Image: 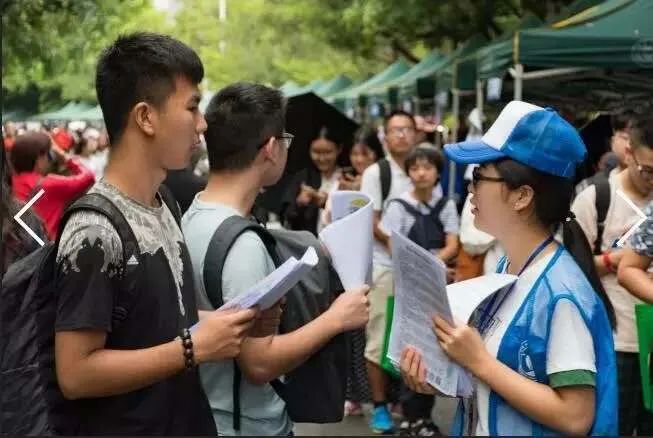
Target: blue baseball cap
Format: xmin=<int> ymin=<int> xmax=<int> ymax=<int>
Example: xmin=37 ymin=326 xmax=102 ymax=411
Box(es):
xmin=444 ymin=101 xmax=586 ymax=178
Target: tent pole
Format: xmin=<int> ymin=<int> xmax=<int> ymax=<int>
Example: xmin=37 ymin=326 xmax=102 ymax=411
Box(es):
xmin=448 ymin=88 xmax=460 ymax=199
xmin=514 ymin=63 xmax=524 ymax=100
xmin=476 ymin=79 xmax=484 ymax=123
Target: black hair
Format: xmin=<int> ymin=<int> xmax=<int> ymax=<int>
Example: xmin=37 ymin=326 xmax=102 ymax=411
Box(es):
xmin=493 ymin=159 xmax=616 ymax=328
xmin=384 ymin=109 xmax=416 ymax=130
xmin=313 ymin=126 xmax=342 ymax=148
xmin=628 ymin=116 xmax=653 ymax=150
xmin=10 ymin=132 xmax=51 ymax=173
xmin=353 ymin=126 xmax=384 ymax=160
xmin=405 ymin=146 xmax=444 ymax=174
xmin=95 ymin=32 xmax=204 ymax=145
xmin=611 ymin=110 xmax=636 ymax=133
xmin=204 ymin=82 xmax=286 ymax=172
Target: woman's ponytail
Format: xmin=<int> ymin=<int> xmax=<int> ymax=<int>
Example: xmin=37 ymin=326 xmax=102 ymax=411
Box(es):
xmin=562 ymin=213 xmax=617 ymax=329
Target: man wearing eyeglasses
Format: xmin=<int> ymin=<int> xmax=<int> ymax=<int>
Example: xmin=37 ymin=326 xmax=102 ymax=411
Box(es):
xmin=182 ymin=82 xmax=370 ymax=436
xmin=572 ymin=116 xmax=653 ymax=436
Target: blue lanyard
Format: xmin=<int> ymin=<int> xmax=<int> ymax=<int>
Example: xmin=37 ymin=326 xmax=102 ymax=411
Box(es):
xmin=477 ymin=235 xmax=554 ymax=336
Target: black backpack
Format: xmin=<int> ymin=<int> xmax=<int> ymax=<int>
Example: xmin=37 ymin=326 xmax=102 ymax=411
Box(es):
xmin=0 ymin=187 xmax=180 ymax=435
xmin=590 ymin=174 xmax=611 ymax=255
xmin=378 ymin=158 xmax=392 ymax=206
xmin=202 ymin=216 xmax=348 ymax=430
xmin=388 ymin=197 xmax=449 ymax=252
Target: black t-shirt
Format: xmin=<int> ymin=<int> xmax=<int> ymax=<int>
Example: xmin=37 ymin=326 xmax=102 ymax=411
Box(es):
xmin=55 ymin=181 xmax=216 ymax=435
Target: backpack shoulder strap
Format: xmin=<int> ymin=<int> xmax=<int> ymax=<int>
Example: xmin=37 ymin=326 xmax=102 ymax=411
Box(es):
xmin=430 ymin=196 xmax=449 ymax=217
xmin=203 ymin=215 xmax=277 ymax=309
xmin=387 ymin=198 xmax=421 ymax=217
xmin=59 ymin=192 xmax=140 ymax=260
xmin=158 ymin=184 xmax=181 ymax=226
xmin=593 ymin=176 xmax=611 ymax=255
xmin=378 ymin=158 xmax=391 ymax=205
xmin=59 ymin=193 xmax=141 ymax=325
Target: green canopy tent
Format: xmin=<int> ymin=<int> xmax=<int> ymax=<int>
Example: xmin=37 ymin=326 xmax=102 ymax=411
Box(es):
xmin=366 ymin=50 xmax=446 ymax=106
xmin=30 ymin=102 xmax=94 ymax=122
xmin=2 ymin=109 xmax=31 ymax=122
xmin=284 ymin=79 xmax=325 ymax=98
xmin=328 ymin=59 xmax=412 ymax=119
xmin=316 ymin=75 xmax=353 ymax=97
xmin=75 ymin=105 xmax=104 ymax=122
xmin=510 ymin=0 xmax=653 ymax=108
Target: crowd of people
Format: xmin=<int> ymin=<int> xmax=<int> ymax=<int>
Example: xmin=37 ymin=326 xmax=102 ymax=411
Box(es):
xmin=2 ymin=31 xmax=653 ymax=437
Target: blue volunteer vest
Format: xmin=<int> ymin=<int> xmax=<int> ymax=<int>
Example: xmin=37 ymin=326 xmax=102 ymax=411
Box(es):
xmin=451 ymin=245 xmax=618 ymax=436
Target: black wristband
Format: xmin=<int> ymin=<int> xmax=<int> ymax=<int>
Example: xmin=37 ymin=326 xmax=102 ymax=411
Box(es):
xmin=180 ymin=328 xmax=195 ymax=370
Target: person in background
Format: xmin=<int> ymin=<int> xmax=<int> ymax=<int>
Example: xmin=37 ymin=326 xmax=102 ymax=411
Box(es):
xmin=51 ymin=123 xmax=74 ymax=151
xmin=572 ymin=116 xmax=653 ymax=436
xmin=1 ymin=163 xmax=48 ymax=275
xmin=10 ymin=132 xmax=95 ymax=240
xmin=360 ymin=110 xmax=417 ymax=434
xmin=74 ymin=128 xmax=102 ymax=178
xmin=324 ymin=126 xmax=384 ymax=418
xmin=618 ymin=200 xmax=653 ymax=303
xmin=338 ymin=127 xmax=384 ymax=192
xmin=379 ymin=145 xmax=459 ymax=436
xmin=4 ymin=121 xmax=17 ymax=151
xmin=282 ymin=126 xmax=342 ymax=235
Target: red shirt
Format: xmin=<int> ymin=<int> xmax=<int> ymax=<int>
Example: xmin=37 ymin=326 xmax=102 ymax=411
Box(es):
xmin=12 ymin=159 xmax=95 ymax=240
xmin=52 ymin=129 xmax=74 ymax=151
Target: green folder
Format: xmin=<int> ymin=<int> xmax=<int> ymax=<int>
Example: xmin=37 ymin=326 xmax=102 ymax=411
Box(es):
xmin=380 ymin=296 xmax=400 ymax=378
xmin=636 ymin=304 xmax=653 ymax=412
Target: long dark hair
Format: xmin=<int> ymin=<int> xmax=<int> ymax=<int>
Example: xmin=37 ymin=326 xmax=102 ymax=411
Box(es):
xmin=494 ymin=158 xmax=617 ymax=328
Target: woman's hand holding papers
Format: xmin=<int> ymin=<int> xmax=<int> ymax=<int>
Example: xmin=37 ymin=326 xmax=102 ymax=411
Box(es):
xmin=193 ymin=308 xmax=259 ymax=363
xmin=400 ymin=347 xmax=437 ymax=395
xmin=432 ymin=315 xmax=490 ymax=375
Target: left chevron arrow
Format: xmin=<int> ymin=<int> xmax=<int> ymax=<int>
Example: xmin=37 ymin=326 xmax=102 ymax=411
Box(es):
xmin=13 ymin=188 xmax=46 ymax=246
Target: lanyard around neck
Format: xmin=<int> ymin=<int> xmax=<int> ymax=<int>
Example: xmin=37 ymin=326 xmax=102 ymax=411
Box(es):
xmin=477 ymin=235 xmax=555 ymax=335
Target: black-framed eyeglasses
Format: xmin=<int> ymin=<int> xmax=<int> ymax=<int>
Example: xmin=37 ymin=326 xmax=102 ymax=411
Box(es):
xmin=259 ymin=132 xmax=294 ymax=150
xmin=632 ymin=153 xmax=653 ymax=181
xmin=472 ymin=166 xmax=505 ymax=187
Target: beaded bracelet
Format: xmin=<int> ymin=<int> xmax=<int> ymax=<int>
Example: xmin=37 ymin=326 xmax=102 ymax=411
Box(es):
xmin=180 ymin=328 xmax=195 ymax=370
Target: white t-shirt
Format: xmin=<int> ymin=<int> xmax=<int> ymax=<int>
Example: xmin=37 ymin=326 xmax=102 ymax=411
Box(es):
xmin=361 ymin=156 xmax=413 ymax=267
xmin=475 ymin=251 xmax=596 ymax=436
xmin=379 ymin=186 xmax=459 ymax=239
xmin=571 ymin=170 xmax=653 ymax=352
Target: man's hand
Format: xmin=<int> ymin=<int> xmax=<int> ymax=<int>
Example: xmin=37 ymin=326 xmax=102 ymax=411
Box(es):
xmin=325 ymin=285 xmax=370 ymax=332
xmin=193 ymin=308 xmax=258 ymax=363
xmin=249 ymin=301 xmax=284 ymax=337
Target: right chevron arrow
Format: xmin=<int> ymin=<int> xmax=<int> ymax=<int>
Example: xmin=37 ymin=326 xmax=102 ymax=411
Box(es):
xmin=616 ymin=189 xmax=649 ymax=248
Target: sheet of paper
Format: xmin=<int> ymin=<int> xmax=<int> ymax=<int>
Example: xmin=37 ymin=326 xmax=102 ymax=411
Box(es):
xmin=319 ymin=191 xmax=373 ymax=289
xmin=446 ymin=273 xmax=518 ymax=324
xmin=191 ymin=247 xmax=318 ymax=333
xmin=387 ymin=231 xmax=460 ymax=396
xmin=221 ymin=246 xmax=319 ymax=311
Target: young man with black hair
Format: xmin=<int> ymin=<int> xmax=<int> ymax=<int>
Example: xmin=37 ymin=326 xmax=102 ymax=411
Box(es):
xmin=182 ymin=82 xmax=370 ymax=436
xmin=54 ymin=33 xmax=258 ymax=435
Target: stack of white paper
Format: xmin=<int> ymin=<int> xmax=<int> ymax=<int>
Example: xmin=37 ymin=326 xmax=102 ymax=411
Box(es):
xmin=387 ymin=232 xmax=517 ymax=397
xmin=319 ymin=191 xmax=373 ymax=289
xmin=191 ymin=247 xmax=319 ymax=332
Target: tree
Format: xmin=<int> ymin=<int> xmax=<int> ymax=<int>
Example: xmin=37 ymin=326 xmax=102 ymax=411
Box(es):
xmin=2 ymin=0 xmax=169 ymax=111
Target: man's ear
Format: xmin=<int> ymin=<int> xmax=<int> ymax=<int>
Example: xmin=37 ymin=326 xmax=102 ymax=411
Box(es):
xmin=133 ymin=102 xmax=156 ymax=136
xmin=261 ymin=136 xmax=277 ymax=161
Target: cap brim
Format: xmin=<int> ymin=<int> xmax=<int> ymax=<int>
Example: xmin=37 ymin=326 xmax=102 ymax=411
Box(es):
xmin=444 ymin=140 xmax=507 ymax=164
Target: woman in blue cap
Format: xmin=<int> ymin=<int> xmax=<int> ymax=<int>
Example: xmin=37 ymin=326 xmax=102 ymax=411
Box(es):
xmin=400 ymin=101 xmax=617 ymax=436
